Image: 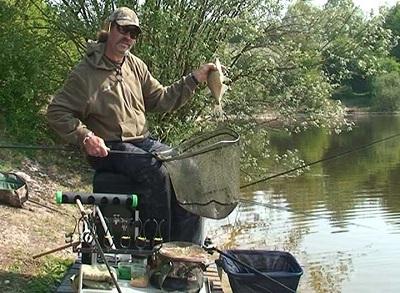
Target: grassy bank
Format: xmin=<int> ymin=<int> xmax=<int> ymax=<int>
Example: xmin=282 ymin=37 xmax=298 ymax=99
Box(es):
xmin=0 ymin=137 xmax=93 ymax=292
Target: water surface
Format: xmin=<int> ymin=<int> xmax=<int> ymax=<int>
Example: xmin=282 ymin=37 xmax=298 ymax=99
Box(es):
xmin=207 ymin=114 xmax=400 ymax=293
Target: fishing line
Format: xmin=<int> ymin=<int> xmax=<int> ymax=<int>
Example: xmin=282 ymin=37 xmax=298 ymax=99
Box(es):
xmin=240 ymin=132 xmax=400 ymax=189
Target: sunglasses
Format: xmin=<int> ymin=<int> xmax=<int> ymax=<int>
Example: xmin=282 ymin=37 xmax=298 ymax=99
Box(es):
xmin=115 ymin=24 xmax=141 ymax=39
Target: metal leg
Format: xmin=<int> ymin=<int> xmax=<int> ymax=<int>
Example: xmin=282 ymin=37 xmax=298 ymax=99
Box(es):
xmin=96 ymin=206 xmax=116 ymax=249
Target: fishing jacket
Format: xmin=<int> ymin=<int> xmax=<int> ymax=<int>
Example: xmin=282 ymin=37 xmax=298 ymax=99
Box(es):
xmin=47 ymin=41 xmax=198 ymax=146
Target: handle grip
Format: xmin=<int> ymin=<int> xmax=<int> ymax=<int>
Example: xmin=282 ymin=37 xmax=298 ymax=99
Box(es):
xmin=55 ymin=191 xmax=138 ymax=208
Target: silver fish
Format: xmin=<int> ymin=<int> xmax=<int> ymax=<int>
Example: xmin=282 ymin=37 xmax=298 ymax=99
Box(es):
xmin=207 ymin=58 xmax=228 ymax=115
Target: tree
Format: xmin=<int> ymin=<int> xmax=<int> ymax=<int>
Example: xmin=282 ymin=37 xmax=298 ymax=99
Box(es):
xmin=370 ymin=71 xmax=400 ymax=111
xmin=0 ymin=0 xmax=71 ymax=142
xmin=385 ymin=3 xmax=400 ymax=61
xmin=0 ymin=0 xmax=395 ymax=178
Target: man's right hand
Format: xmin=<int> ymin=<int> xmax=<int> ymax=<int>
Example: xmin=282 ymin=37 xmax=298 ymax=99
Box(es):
xmin=83 ymin=132 xmax=109 ymax=157
xmin=192 ymin=63 xmax=217 ymax=83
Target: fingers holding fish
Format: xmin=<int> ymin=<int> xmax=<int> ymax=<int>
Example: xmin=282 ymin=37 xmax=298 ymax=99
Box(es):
xmin=191 ymin=63 xmax=218 ymax=83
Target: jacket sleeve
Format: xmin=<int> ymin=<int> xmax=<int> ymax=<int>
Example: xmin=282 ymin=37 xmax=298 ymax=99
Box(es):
xmin=46 ymin=72 xmax=92 ymax=146
xmin=139 ymin=62 xmax=198 ymax=112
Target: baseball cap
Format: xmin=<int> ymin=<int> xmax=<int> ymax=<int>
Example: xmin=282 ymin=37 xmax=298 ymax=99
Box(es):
xmin=109 ymin=7 xmax=141 ymax=32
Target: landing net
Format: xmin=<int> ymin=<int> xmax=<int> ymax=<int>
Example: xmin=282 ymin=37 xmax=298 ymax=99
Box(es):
xmin=158 ymin=128 xmax=240 ymax=219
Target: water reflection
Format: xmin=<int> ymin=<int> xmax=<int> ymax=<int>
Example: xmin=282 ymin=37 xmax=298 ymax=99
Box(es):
xmin=206 ymin=114 xmax=400 ymax=293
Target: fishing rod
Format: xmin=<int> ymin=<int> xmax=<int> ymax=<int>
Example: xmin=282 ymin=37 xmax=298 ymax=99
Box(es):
xmin=4 ymin=131 xmax=400 ymax=190
xmin=236 ymin=133 xmax=400 ymax=230
xmin=75 ymin=199 xmax=122 ymax=293
xmin=0 ymin=143 xmax=161 ymax=157
xmin=240 ymin=132 xmax=400 ymax=189
xmin=0 ymin=144 xmax=76 ymax=151
xmin=28 ymin=198 xmax=78 ymax=221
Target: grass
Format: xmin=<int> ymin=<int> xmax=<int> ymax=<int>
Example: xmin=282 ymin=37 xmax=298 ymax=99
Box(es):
xmin=0 ymin=256 xmax=74 ymax=293
xmin=0 ymin=121 xmax=92 ymax=293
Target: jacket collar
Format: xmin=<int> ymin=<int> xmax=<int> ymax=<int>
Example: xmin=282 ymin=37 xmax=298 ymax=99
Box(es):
xmin=85 ymin=41 xmax=121 ymax=71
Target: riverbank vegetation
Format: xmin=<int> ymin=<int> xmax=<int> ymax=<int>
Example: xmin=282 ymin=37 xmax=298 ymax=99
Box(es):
xmin=2 ymin=0 xmax=400 ymax=183
xmin=1 ymin=0 xmax=399 ymax=144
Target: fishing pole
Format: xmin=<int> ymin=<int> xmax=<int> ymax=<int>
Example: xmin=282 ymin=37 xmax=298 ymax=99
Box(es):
xmin=240 ymin=132 xmax=400 ymax=189
xmin=28 ymin=198 xmax=77 ymax=219
xmin=75 ymin=199 xmax=122 ymax=293
xmin=237 ymin=133 xmax=400 ymax=230
xmin=0 ymin=144 xmax=76 ymax=151
xmin=0 ymin=143 xmax=159 ymax=157
xmin=4 ymin=131 xmax=400 ymax=190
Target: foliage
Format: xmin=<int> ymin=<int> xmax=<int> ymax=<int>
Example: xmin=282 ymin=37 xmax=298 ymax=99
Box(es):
xmin=0 ymin=0 xmax=397 ymax=176
xmin=385 ymin=3 xmax=400 ymax=61
xmin=321 ymin=1 xmax=393 ymax=80
xmin=0 ymin=255 xmax=73 ymax=293
xmin=377 ymin=56 xmax=400 ymax=73
xmin=316 ymin=1 xmax=395 ymax=108
xmin=0 ymin=0 xmax=72 ymax=143
xmin=370 ymin=71 xmax=400 ymax=112
xmin=28 ymin=256 xmax=73 ymax=293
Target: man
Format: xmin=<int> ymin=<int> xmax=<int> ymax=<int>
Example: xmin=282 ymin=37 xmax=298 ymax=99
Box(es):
xmin=47 ymin=7 xmax=215 ymax=244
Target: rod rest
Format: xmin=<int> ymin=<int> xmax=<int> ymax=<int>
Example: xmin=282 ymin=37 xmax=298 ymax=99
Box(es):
xmin=55 ymin=191 xmax=138 ymax=208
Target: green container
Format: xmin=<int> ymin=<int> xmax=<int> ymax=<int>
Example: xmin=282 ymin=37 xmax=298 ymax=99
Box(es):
xmin=118 ymin=262 xmax=132 ymax=280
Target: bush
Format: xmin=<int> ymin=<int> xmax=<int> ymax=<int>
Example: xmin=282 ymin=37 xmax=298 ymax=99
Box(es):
xmin=370 ymin=71 xmax=400 ymax=112
xmin=0 ymin=1 xmax=71 ymax=143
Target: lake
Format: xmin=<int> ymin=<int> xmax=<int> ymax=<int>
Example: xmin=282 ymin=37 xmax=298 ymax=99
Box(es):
xmin=206 ymin=114 xmax=400 ymax=292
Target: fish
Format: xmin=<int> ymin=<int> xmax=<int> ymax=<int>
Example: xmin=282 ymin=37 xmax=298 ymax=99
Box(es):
xmin=207 ymin=58 xmax=228 ymax=116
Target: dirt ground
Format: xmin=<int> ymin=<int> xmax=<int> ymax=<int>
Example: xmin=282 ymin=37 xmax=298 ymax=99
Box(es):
xmin=0 ymin=155 xmax=93 ymax=291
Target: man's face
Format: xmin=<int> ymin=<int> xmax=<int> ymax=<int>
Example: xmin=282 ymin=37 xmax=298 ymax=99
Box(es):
xmin=107 ymin=23 xmax=140 ymax=58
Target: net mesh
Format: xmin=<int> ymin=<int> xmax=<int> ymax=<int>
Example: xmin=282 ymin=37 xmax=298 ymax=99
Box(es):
xmin=158 ymin=128 xmax=240 ymax=219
